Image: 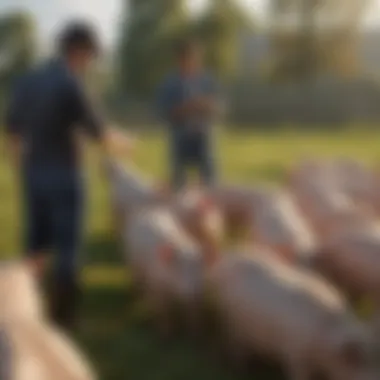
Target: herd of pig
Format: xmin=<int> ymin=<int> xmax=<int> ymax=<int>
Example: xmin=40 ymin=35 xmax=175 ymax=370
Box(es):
xmin=106 ymin=157 xmax=380 ymax=380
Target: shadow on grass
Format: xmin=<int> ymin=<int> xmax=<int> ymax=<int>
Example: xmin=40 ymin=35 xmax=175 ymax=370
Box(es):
xmin=85 ymin=231 xmax=123 ymax=265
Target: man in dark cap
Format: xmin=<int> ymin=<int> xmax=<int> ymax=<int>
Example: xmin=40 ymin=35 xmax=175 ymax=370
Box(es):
xmin=4 ymin=21 xmax=130 ymax=330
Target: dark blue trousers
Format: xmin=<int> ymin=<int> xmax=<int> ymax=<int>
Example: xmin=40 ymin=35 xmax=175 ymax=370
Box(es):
xmin=22 ymin=164 xmax=84 ymax=285
xmin=170 ymin=131 xmax=216 ymax=191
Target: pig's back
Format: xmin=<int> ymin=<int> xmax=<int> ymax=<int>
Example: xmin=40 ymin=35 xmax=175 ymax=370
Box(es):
xmin=212 ymin=253 xmax=345 ymax=342
xmin=323 ymin=222 xmax=380 ymax=289
xmin=126 ymin=208 xmax=165 ymax=264
xmin=119 ymin=165 xmax=155 ymax=207
xmin=108 ymin=161 xmax=155 ymax=210
xmin=127 ymin=207 xmax=196 ymax=257
xmin=254 ymin=191 xmax=316 ymax=252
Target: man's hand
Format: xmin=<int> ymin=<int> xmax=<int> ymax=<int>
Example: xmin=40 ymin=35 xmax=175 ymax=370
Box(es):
xmin=172 ymin=97 xmax=216 ymax=120
xmin=102 ymin=127 xmax=136 ymax=157
xmin=194 ymin=96 xmax=211 ymax=107
xmin=193 ymin=96 xmax=221 ymax=118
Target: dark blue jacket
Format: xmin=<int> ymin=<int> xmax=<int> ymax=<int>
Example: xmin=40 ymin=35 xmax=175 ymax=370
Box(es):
xmin=5 ymin=59 xmax=104 ymax=169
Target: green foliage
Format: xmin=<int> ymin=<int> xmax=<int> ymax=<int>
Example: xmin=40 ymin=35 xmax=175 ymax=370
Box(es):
xmin=194 ymin=0 xmax=252 ymax=81
xmin=117 ymin=0 xmax=190 ymax=99
xmin=117 ymin=0 xmax=253 ymax=97
xmin=268 ymin=0 xmax=370 ymax=81
xmin=0 ymin=11 xmax=36 ymax=117
xmin=0 ymin=11 xmax=36 ymax=87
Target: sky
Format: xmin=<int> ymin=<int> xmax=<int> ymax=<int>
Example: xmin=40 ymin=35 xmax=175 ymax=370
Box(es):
xmin=0 ymin=0 xmax=378 ymax=48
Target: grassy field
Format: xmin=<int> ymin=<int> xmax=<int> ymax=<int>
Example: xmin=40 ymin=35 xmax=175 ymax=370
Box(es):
xmin=2 ymin=129 xmax=380 ymax=380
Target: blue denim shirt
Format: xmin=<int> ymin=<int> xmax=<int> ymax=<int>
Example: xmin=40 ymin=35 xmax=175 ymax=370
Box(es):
xmin=5 ymin=59 xmax=104 ymax=169
xmin=157 ymin=71 xmax=219 ymax=143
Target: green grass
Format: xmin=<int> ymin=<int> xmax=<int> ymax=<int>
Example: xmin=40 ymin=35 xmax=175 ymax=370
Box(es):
xmin=2 ymin=129 xmax=380 ymax=380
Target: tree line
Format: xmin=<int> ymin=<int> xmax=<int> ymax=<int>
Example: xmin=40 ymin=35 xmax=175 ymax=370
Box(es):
xmin=0 ymin=0 xmax=372 ymax=108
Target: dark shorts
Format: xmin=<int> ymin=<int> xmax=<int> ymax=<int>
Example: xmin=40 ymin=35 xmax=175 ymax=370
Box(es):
xmin=170 ymin=131 xmax=216 ymax=190
xmin=22 ymin=164 xmax=84 ymax=281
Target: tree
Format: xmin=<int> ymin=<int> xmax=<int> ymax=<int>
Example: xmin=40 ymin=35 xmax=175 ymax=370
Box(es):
xmin=117 ymin=0 xmax=190 ymax=99
xmin=316 ymin=0 xmax=371 ymax=77
xmin=268 ymin=0 xmax=371 ymax=81
xmin=195 ymin=0 xmax=253 ymax=81
xmin=0 ymin=11 xmax=36 ymax=115
xmin=0 ymin=11 xmax=36 ymax=87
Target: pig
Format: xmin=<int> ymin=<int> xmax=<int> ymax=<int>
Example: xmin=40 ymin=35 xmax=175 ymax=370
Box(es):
xmin=289 ymin=159 xmax=337 ymax=207
xmin=4 ymin=320 xmax=96 ymax=380
xmin=111 ymin=163 xmax=159 ymax=210
xmin=105 ymin=160 xmax=170 ymax=235
xmin=170 ymin=187 xmax=224 ymax=255
xmin=125 ymin=207 xmax=206 ymax=335
xmin=332 ymin=158 xmax=374 ymax=207
xmin=106 ymin=160 xmax=223 ymax=252
xmin=288 ymin=159 xmax=334 ymax=191
xmin=0 ymin=261 xmax=44 ymax=322
xmin=307 ymin=192 xmax=372 ymax=239
xmin=115 ymin=168 xmax=224 ymax=252
xmin=250 ymin=190 xmax=317 ymax=266
xmin=288 ymin=159 xmax=375 ymax=236
xmin=210 ymin=184 xmax=271 ymax=234
xmin=315 ymin=217 xmax=380 ymax=287
xmin=314 ymin=218 xmax=380 ymax=335
xmin=370 ymin=167 xmax=380 ymax=216
xmin=207 ymin=249 xmax=377 ymax=380
xmin=289 ymin=163 xmax=359 ymax=236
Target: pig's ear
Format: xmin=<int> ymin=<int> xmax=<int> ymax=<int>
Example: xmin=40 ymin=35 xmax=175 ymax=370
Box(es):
xmin=158 ymin=245 xmax=174 ymax=265
xmin=339 ymin=340 xmax=366 ymax=368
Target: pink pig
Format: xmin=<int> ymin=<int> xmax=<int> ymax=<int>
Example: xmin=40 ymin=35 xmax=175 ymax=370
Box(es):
xmin=125 ymin=207 xmax=206 ymax=335
xmin=250 ymin=190 xmax=317 ymax=265
xmin=207 ymin=249 xmax=377 ymax=380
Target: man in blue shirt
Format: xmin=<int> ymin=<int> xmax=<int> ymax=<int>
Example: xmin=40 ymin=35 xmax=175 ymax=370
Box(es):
xmin=5 ymin=22 xmax=130 ymax=330
xmin=158 ymin=40 xmax=221 ymax=191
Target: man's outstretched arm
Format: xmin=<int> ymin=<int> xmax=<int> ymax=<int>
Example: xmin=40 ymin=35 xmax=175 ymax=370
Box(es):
xmin=69 ymin=81 xmax=134 ymax=156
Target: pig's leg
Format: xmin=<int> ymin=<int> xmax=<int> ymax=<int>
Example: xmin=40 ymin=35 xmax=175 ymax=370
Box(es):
xmin=146 ymin=285 xmax=172 ymax=339
xmin=222 ymin=318 xmax=250 ymax=372
xmin=370 ymin=299 xmax=380 ymax=350
xmin=185 ymin=298 xmax=203 ymax=339
xmin=129 ymin=269 xmax=145 ymax=299
xmin=284 ymin=352 xmax=311 ymax=380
